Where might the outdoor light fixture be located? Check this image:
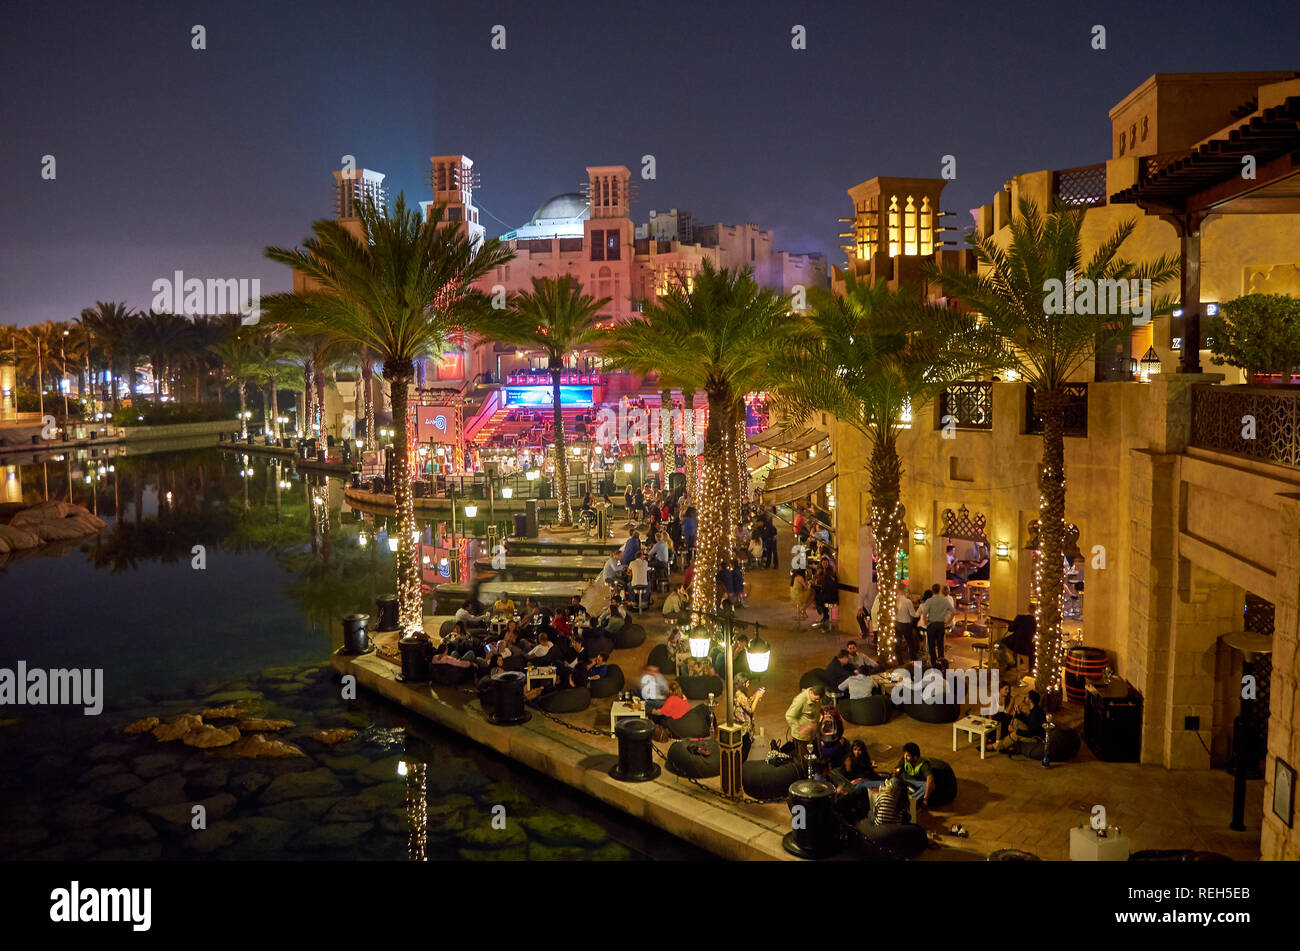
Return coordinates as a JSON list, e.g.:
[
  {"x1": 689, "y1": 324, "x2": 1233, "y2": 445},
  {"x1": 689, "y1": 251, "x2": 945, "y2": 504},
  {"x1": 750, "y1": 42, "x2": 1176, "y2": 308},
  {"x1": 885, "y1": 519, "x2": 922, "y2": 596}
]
[
  {"x1": 594, "y1": 446, "x2": 603, "y2": 455},
  {"x1": 572, "y1": 446, "x2": 582, "y2": 456},
  {"x1": 689, "y1": 629, "x2": 712, "y2": 658},
  {"x1": 746, "y1": 637, "x2": 771, "y2": 673},
  {"x1": 388, "y1": 537, "x2": 399, "y2": 552},
  {"x1": 464, "y1": 505, "x2": 478, "y2": 518},
  {"x1": 526, "y1": 469, "x2": 539, "y2": 481},
  {"x1": 649, "y1": 461, "x2": 660, "y2": 472},
  {"x1": 397, "y1": 761, "x2": 408, "y2": 777},
  {"x1": 995, "y1": 541, "x2": 1011, "y2": 559},
  {"x1": 421, "y1": 555, "x2": 430, "y2": 565},
  {"x1": 500, "y1": 486, "x2": 513, "y2": 499},
  {"x1": 912, "y1": 527, "x2": 927, "y2": 543},
  {"x1": 359, "y1": 533, "x2": 368, "y2": 547},
  {"x1": 623, "y1": 462, "x2": 633, "y2": 473},
  {"x1": 1139, "y1": 347, "x2": 1162, "y2": 380}
]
